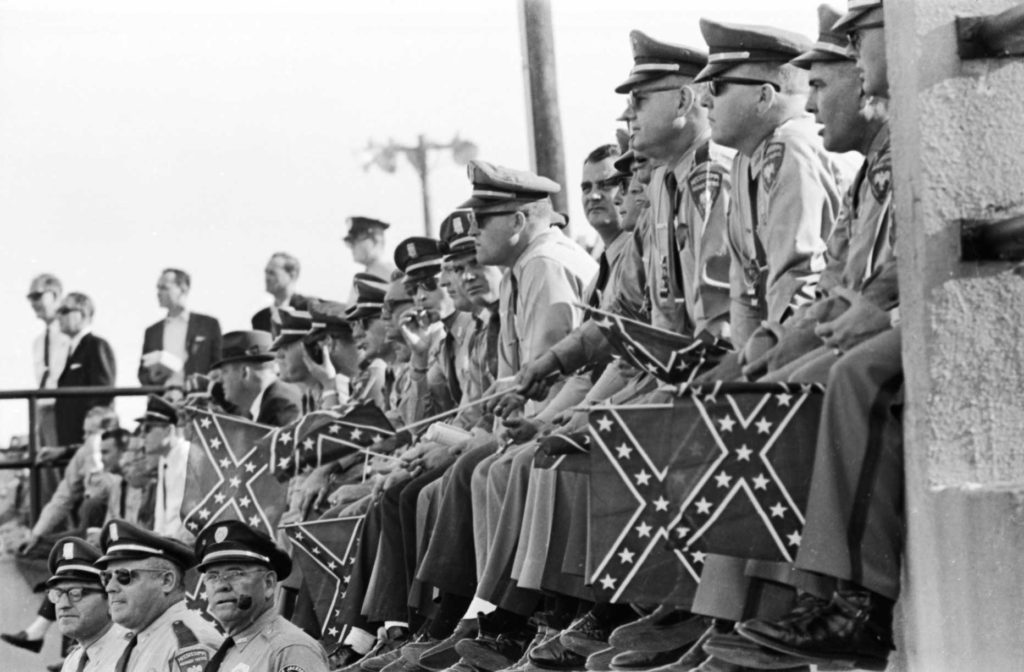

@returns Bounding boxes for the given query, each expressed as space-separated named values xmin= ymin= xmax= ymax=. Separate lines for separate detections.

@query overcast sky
xmin=0 ymin=0 xmax=821 ymax=442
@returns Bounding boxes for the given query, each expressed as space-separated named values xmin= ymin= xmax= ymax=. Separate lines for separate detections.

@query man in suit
xmin=55 ymin=292 xmax=117 ymax=447
xmin=252 ymin=252 xmax=309 ymax=335
xmin=138 ymin=268 xmax=222 ymax=387
xmin=27 ymin=273 xmax=70 ymax=448
xmin=214 ymin=330 xmax=303 ymax=427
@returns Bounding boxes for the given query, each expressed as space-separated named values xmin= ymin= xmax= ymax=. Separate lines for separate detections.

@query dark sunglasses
xmin=847 ymin=22 xmax=884 ymax=51
xmin=627 ymin=86 xmax=682 ymax=109
xmin=26 ymin=291 xmax=48 ymax=301
xmin=47 ymin=586 xmax=105 ymax=604
xmin=56 ymin=306 xmax=82 ymax=315
xmin=100 ymin=568 xmax=169 ymax=586
xmin=403 ymin=276 xmax=439 ymax=294
xmin=707 ymin=78 xmax=782 ymax=97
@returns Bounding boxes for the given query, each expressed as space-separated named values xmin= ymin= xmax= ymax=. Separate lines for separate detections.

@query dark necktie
xmin=75 ymin=650 xmax=89 ymax=672
xmin=588 ymin=253 xmax=610 ymax=308
xmin=486 ymin=310 xmax=500 ymax=379
xmin=40 ymin=327 xmax=51 ymax=388
xmin=205 ymin=636 xmax=235 ymax=672
xmin=663 ymin=172 xmax=686 ymax=298
xmin=114 ymin=634 xmax=137 ymax=672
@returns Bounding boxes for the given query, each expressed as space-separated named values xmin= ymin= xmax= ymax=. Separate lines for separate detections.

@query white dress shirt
xmin=32 ymin=320 xmax=70 ymax=400
xmin=153 ymin=435 xmax=191 ymax=540
xmin=161 ymin=310 xmax=189 ymax=386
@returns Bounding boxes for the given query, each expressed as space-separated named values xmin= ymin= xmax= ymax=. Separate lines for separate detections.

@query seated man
xmin=194 ymin=521 xmax=328 ymax=671
xmin=215 ymin=330 xmax=303 ymax=427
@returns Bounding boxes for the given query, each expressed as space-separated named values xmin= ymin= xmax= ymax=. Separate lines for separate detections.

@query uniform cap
xmin=270 ymin=306 xmax=315 ymax=351
xmin=46 ymin=537 xmax=104 ymax=587
xmin=385 ymin=275 xmax=413 ymax=306
xmin=615 ymin=30 xmax=709 ymax=93
xmin=344 ymin=273 xmax=389 ymax=321
xmin=613 ymin=149 xmax=637 ymax=177
xmin=134 ymin=394 xmax=179 ymax=426
xmin=394 ymin=237 xmax=444 ymax=279
xmin=695 ymin=18 xmax=814 ymax=82
xmin=344 ymin=216 xmax=390 ymax=242
xmin=792 ymin=5 xmax=854 ymax=68
xmin=195 ymin=520 xmax=292 ymax=579
xmin=96 ymin=519 xmax=197 ymax=570
xmin=832 ymin=0 xmax=883 ymax=33
xmin=307 ymin=299 xmax=352 ymax=338
xmin=439 ymin=209 xmax=477 ymax=260
xmin=460 ymin=160 xmax=560 ymax=214
xmin=212 ymin=331 xmax=276 ymax=369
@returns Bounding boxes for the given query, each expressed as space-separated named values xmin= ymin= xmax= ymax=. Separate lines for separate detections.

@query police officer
xmin=195 ymin=520 xmax=329 ymax=672
xmin=345 ymin=216 xmax=396 ymax=281
xmin=96 ymin=519 xmax=222 ymax=672
xmin=345 ymin=273 xmax=392 ymax=409
xmin=47 ymin=536 xmax=128 ymax=672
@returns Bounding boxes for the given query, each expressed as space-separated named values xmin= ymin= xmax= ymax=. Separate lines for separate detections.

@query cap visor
xmin=832 ymin=8 xmax=874 ymax=33
xmin=790 ymin=49 xmax=850 ymax=68
xmin=693 ymin=62 xmax=734 ymax=83
xmin=613 ymin=71 xmax=671 ymax=94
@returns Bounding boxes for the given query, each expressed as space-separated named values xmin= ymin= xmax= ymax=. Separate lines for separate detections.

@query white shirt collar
xmin=249 ymin=377 xmax=275 ymax=420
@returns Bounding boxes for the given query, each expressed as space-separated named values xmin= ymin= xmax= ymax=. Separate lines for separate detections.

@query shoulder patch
xmin=868 ymin=150 xmax=892 ymax=202
xmin=688 ymin=165 xmax=723 ymax=220
xmin=761 ymin=142 xmax=786 ymax=192
xmin=174 ymin=646 xmax=211 ymax=672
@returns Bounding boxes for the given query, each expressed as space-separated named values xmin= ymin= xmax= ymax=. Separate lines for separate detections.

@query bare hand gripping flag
xmin=587 ymin=383 xmax=823 ymax=605
xmin=282 ymin=516 xmax=364 ymax=650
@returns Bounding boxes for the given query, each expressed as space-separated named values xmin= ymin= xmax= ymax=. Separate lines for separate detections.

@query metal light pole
xmin=362 ymin=134 xmax=479 ymax=238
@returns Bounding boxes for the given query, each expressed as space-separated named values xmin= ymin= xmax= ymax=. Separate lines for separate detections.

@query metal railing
xmin=0 ymin=385 xmax=164 ymax=523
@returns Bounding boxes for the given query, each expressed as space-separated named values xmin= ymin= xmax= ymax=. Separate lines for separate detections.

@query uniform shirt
xmin=161 ymin=311 xmax=189 ymax=387
xmin=61 ymin=623 xmax=131 ymax=672
xmin=214 ymin=603 xmax=329 ymax=672
xmin=452 ymin=305 xmax=500 ymax=431
xmin=409 ymin=312 xmax=474 ymax=423
xmin=31 ymin=433 xmax=103 ymax=537
xmin=351 ymin=358 xmax=388 ymax=409
xmin=106 ymin=475 xmax=154 ymax=527
xmin=153 ymin=436 xmax=190 ymax=540
xmin=33 ymin=319 xmax=70 ymax=395
xmin=122 ymin=599 xmax=222 ymax=672
xmin=727 ymin=116 xmax=848 ymax=348
xmin=497 ymin=229 xmax=598 ymax=379
xmin=549 ymin=229 xmax=648 ymax=375
xmin=644 ymin=132 xmax=733 ymax=336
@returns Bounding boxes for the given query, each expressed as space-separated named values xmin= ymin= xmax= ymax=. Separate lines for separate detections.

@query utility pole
xmin=518 ymin=0 xmax=569 ymax=222
xmin=362 ymin=135 xmax=479 ymax=238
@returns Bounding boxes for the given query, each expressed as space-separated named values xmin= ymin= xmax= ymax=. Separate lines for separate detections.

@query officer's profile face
xmin=142 ymin=422 xmax=172 ymax=457
xmin=628 ymin=79 xmax=684 ymax=158
xmin=103 ymin=559 xmax=177 ymax=631
xmin=470 ymin=212 xmax=517 ymax=266
xmin=618 ymin=176 xmax=650 ymax=232
xmin=349 ymin=232 xmax=383 ymax=266
xmin=277 ymin=340 xmax=310 ymax=383
xmin=358 ymin=317 xmax=388 ymax=358
xmin=99 ymin=436 xmax=124 ymax=474
xmin=581 ymin=158 xmax=623 ymax=231
xmin=459 ymin=259 xmax=503 ymax=306
xmin=699 ymin=71 xmax=762 ymax=151
xmin=806 ymin=61 xmax=870 ymax=153
xmin=849 ymin=22 xmax=888 ymax=98
xmin=51 ymin=580 xmax=110 ymax=640
xmin=202 ymin=562 xmax=274 ymax=632
xmin=328 ymin=335 xmax=362 ymax=377
xmin=443 ymin=259 xmax=476 ymax=312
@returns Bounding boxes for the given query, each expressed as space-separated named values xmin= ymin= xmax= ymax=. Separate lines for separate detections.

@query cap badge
xmin=407 ymin=242 xmax=417 ymax=258
xmin=453 ymin=217 xmax=465 ymax=234
xmin=215 ymin=527 xmax=229 ymax=543
xmin=110 ymin=523 xmax=119 ymax=541
xmin=63 ymin=542 xmax=75 ymax=560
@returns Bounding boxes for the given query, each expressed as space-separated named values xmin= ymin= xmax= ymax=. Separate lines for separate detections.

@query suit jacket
xmin=256 ymin=379 xmax=304 ymax=427
xmin=251 ymin=294 xmax=310 ymax=334
xmin=138 ymin=312 xmax=222 ymax=385
xmin=55 ymin=332 xmax=117 ymax=446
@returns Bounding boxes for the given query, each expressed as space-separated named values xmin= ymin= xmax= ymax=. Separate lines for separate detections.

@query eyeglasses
xmin=100 ymin=568 xmax=169 ymax=586
xmin=403 ymin=276 xmax=439 ymax=294
xmin=56 ymin=306 xmax=82 ymax=315
xmin=627 ymin=86 xmax=682 ymax=110
xmin=201 ymin=567 xmax=266 ymax=584
xmin=706 ymin=78 xmax=782 ymax=97
xmin=582 ymin=177 xmax=627 ymax=195
xmin=26 ymin=291 xmax=47 ymax=301
xmin=847 ymin=22 xmax=884 ymax=51
xmin=47 ymin=586 xmax=105 ymax=604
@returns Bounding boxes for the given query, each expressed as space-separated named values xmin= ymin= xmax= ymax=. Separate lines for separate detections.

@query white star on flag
xmin=714 ymin=472 xmax=732 ymax=488
xmin=618 ymin=549 xmax=635 ymax=564
xmin=755 ymin=418 xmax=772 ymax=434
xmin=653 ymin=497 xmax=670 ymax=511
xmin=636 ymin=522 xmax=653 ymax=537
xmin=736 ymin=445 xmax=752 ymax=461
xmin=616 ymin=443 xmax=633 ymax=459
xmin=770 ymin=503 xmax=787 ymax=518
xmin=752 ymin=474 xmax=769 ymax=490
xmin=635 ymin=470 xmax=652 ymax=486
xmin=718 ymin=416 xmax=736 ymax=432
xmin=597 ymin=416 xmax=613 ymax=432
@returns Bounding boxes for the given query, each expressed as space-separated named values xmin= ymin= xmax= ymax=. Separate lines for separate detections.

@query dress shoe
xmin=608 ymin=608 xmax=708 ymax=653
xmin=457 ymin=625 xmax=535 ymax=672
xmin=0 ymin=631 xmax=43 ymax=653
xmin=558 ymin=612 xmax=613 ymax=658
xmin=361 ymin=627 xmax=412 ymax=672
xmin=736 ymin=590 xmax=893 ymax=672
xmin=585 ymin=646 xmax=622 ymax=671
xmin=47 ymin=663 xmax=64 ymax=672
xmin=528 ymin=632 xmax=587 ymax=670
xmin=501 ymin=621 xmax=561 ymax=672
xmin=609 ymin=645 xmax=691 ymax=671
xmin=702 ymin=633 xmax=809 ymax=670
xmin=419 ymin=619 xmax=480 ymax=671
xmin=638 ymin=621 xmax=726 ymax=672
xmin=400 ymin=637 xmax=441 ymax=665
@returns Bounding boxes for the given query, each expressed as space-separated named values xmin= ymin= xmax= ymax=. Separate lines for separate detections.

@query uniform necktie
xmin=75 ymin=650 xmax=89 ymax=672
xmin=588 ymin=253 xmax=610 ymax=308
xmin=205 ymin=635 xmax=235 ymax=672
xmin=40 ymin=327 xmax=51 ymax=387
xmin=114 ymin=634 xmax=137 ymax=672
xmin=663 ymin=172 xmax=686 ymax=299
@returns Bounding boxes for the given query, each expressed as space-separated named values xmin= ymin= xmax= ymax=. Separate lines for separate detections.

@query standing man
xmin=96 ymin=519 xmax=222 ymax=671
xmin=194 ymin=520 xmax=329 ymax=671
xmin=214 ymin=331 xmax=303 ymax=427
xmin=55 ymin=292 xmax=117 ymax=447
xmin=46 ymin=536 xmax=128 ymax=672
xmin=27 ymin=273 xmax=70 ymax=448
xmin=252 ymin=252 xmax=309 ymax=335
xmin=138 ymin=268 xmax=222 ymax=387
xmin=345 ymin=216 xmax=396 ymax=281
